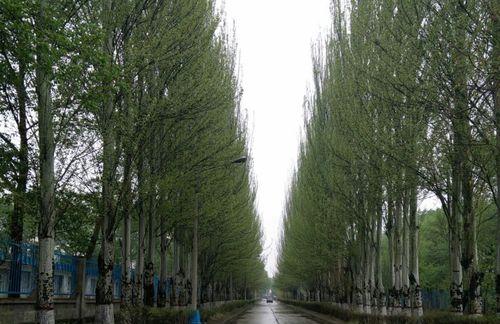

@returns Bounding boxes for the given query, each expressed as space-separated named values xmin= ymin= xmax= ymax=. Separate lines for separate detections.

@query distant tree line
xmin=0 ymin=0 xmax=267 ymax=323
xmin=275 ymin=0 xmax=499 ymax=317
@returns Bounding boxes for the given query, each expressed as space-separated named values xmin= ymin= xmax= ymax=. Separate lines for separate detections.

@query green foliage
xmin=419 ymin=210 xmax=450 ymax=291
xmin=0 ymin=0 xmax=267 ymax=306
xmin=275 ymin=0 xmax=497 ymax=316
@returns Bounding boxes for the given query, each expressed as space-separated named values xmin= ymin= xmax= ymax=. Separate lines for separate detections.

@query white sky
xmin=223 ymin=0 xmax=332 ymax=277
xmin=222 ymin=1 xmax=440 ymax=278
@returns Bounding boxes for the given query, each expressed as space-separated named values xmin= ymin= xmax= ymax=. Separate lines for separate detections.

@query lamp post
xmin=191 ymin=156 xmax=247 ymax=310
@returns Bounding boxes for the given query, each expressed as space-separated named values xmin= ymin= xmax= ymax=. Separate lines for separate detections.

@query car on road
xmin=266 ymin=296 xmax=273 ymax=303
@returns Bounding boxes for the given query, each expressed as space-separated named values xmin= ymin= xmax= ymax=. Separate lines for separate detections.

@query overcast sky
xmin=222 ymin=1 xmax=439 ymax=278
xmin=223 ymin=0 xmax=332 ymax=277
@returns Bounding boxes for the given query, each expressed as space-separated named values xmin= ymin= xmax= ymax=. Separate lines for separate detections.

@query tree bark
xmin=191 ymin=196 xmax=199 ymax=309
xmin=450 ymin=104 xmax=465 ymax=315
xmin=135 ymin=147 xmax=146 ymax=306
xmin=386 ymin=195 xmax=395 ymax=315
xmin=409 ymin=184 xmax=423 ymax=316
xmin=393 ymin=194 xmax=403 ymax=314
xmin=8 ymin=60 xmax=28 ymax=299
xmin=462 ymin=125 xmax=482 ymax=315
xmin=402 ymin=190 xmax=410 ymax=316
xmin=375 ymin=201 xmax=386 ymax=315
xmin=369 ymin=215 xmax=377 ymax=313
xmin=491 ymin=2 xmax=500 ymax=316
xmin=363 ymin=224 xmax=372 ymax=314
xmin=450 ymin=159 xmax=464 ymax=314
xmin=120 ymin=152 xmax=132 ymax=322
xmin=158 ymin=215 xmax=168 ymax=307
xmin=36 ymin=0 xmax=56 ymax=322
xmin=143 ymin=195 xmax=155 ymax=307
xmin=95 ymin=0 xmax=116 ymax=321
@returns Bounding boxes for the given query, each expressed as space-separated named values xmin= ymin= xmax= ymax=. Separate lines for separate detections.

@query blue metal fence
xmin=421 ymin=289 xmax=450 ymax=310
xmin=0 ymin=240 xmax=38 ymax=296
xmin=0 ymin=240 xmax=139 ymax=299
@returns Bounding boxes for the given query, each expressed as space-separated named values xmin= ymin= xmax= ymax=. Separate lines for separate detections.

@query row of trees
xmin=0 ymin=0 xmax=267 ymax=323
xmin=275 ymin=0 xmax=498 ymax=317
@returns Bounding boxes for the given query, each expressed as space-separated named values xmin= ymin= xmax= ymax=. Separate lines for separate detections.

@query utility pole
xmin=191 ymin=175 xmax=200 ymax=309
xmin=190 ymin=156 xmax=247 ymax=310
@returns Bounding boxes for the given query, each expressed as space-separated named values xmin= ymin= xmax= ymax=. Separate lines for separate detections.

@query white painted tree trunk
xmin=95 ymin=305 xmax=114 ymax=324
xmin=36 ymin=0 xmax=55 ymax=322
xmin=387 ymin=227 xmax=395 ymax=315
xmin=409 ymin=185 xmax=423 ymax=316
xmin=355 ymin=272 xmax=364 ymax=313
xmin=135 ymin=147 xmax=146 ymax=306
xmin=144 ymin=195 xmax=155 ymax=306
xmin=95 ymin=0 xmax=117 ymax=322
xmin=37 ymin=238 xmax=55 ymax=324
xmin=95 ymin=238 xmax=115 ymax=324
xmin=402 ymin=195 xmax=411 ymax=316
xmin=376 ymin=206 xmax=386 ymax=316
xmin=450 ymin=226 xmax=463 ymax=314
xmin=450 ymin=159 xmax=463 ymax=314
xmin=393 ymin=197 xmax=403 ymax=315
xmin=369 ymin=217 xmax=377 ymax=314
xmin=463 ymin=155 xmax=482 ymax=315
xmin=363 ymin=231 xmax=372 ymax=314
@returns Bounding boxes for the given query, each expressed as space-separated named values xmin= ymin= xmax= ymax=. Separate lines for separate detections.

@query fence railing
xmin=0 ymin=240 xmax=138 ymax=299
xmin=421 ymin=289 xmax=450 ymax=310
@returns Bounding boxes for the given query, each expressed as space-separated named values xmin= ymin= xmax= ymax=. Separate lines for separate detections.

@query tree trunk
xmin=393 ymin=195 xmax=403 ymax=314
xmin=363 ymin=225 xmax=372 ymax=314
xmin=95 ymin=0 xmax=116 ymax=321
xmin=36 ymin=0 xmax=56 ymax=321
xmin=449 ymin=204 xmax=463 ymax=314
xmin=8 ymin=56 xmax=29 ymax=298
xmin=462 ymin=124 xmax=482 ymax=315
xmin=449 ymin=115 xmax=465 ymax=313
xmin=402 ymin=191 xmax=410 ymax=316
xmin=491 ymin=3 xmax=500 ymax=316
xmin=172 ymin=238 xmax=180 ymax=306
xmin=369 ymin=217 xmax=377 ymax=313
xmin=376 ymin=202 xmax=386 ymax=315
xmin=191 ymin=214 xmax=199 ymax=308
xmin=120 ymin=153 xmax=132 ymax=322
xmin=409 ymin=184 xmax=423 ymax=316
xmin=449 ymin=174 xmax=463 ymax=315
xmin=8 ymin=61 xmax=28 ymax=299
xmin=158 ymin=215 xmax=168 ymax=307
xmin=191 ymin=176 xmax=200 ymax=309
xmin=135 ymin=150 xmax=146 ymax=306
xmin=355 ymin=266 xmax=364 ymax=313
xmin=387 ymin=196 xmax=395 ymax=314
xmin=144 ymin=261 xmax=155 ymax=307
xmin=144 ymin=194 xmax=155 ymax=307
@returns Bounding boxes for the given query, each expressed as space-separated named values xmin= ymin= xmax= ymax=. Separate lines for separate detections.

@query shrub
xmin=280 ymin=300 xmax=500 ymax=324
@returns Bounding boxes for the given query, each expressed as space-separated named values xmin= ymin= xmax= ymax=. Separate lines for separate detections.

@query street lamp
xmin=231 ymin=156 xmax=247 ymax=164
xmin=191 ymin=156 xmax=247 ymax=310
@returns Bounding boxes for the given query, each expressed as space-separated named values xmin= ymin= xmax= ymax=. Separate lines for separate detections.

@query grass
xmin=119 ymin=300 xmax=254 ymax=324
xmin=56 ymin=300 xmax=254 ymax=323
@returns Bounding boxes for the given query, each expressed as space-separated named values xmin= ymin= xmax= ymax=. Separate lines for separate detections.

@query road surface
xmin=228 ymin=300 xmax=324 ymax=324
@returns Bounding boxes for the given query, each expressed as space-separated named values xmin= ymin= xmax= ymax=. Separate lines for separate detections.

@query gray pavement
xmin=228 ymin=300 xmax=323 ymax=324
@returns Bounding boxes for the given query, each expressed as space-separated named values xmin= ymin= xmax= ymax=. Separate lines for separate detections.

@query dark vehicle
xmin=266 ymin=296 xmax=273 ymax=303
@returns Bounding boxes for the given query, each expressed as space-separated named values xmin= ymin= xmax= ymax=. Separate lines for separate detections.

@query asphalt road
xmin=228 ymin=300 xmax=322 ymax=324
